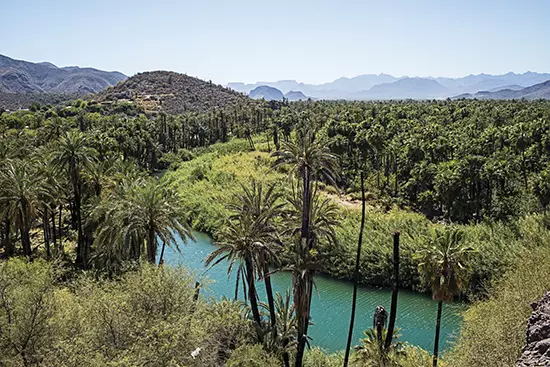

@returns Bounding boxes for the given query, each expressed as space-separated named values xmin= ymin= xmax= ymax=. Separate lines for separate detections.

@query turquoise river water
xmin=164 ymin=231 xmax=464 ymax=353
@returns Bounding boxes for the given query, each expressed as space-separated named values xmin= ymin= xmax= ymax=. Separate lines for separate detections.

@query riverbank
xmin=164 ymin=138 xmax=550 ymax=296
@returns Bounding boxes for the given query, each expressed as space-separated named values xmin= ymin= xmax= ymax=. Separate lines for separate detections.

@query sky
xmin=1 ymin=0 xmax=550 ymax=85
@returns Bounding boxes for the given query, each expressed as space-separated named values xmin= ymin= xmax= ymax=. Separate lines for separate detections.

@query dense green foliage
xmin=2 ymin=97 xmax=550 ymax=366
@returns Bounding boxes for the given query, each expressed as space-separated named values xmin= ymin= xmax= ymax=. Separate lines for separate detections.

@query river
xmin=164 ymin=231 xmax=464 ymax=353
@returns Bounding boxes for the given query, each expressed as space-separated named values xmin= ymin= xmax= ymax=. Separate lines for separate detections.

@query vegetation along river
xmin=164 ymin=231 xmax=465 ymax=353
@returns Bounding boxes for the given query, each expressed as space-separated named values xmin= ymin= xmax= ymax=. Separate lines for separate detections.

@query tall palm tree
xmin=0 ymin=160 xmax=47 ymax=259
xmin=51 ymin=130 xmax=97 ymax=266
xmin=283 ymin=184 xmax=339 ymax=367
xmin=415 ymin=228 xmax=475 ymax=367
xmin=205 ymin=215 xmax=276 ymax=333
xmin=228 ymin=181 xmax=285 ymax=338
xmin=272 ymin=118 xmax=339 ymax=367
xmin=344 ymin=170 xmax=367 ymax=367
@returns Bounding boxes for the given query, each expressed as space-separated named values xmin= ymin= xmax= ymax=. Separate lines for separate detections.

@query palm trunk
xmin=433 ymin=301 xmax=443 ymax=367
xmin=245 ymin=257 xmax=262 ymax=333
xmin=20 ymin=223 xmax=32 ymax=260
xmin=50 ymin=212 xmax=57 ymax=254
xmin=3 ymin=219 xmax=13 ymax=257
xmin=43 ymin=208 xmax=51 ymax=258
xmin=385 ymin=232 xmax=400 ymax=350
xmin=147 ymin=228 xmax=156 ymax=264
xmin=263 ymin=262 xmax=277 ymax=338
xmin=295 ymin=167 xmax=311 ymax=367
xmin=344 ymin=170 xmax=366 ymax=367
xmin=72 ymin=164 xmax=85 ymax=266
xmin=158 ymin=241 xmax=166 ymax=265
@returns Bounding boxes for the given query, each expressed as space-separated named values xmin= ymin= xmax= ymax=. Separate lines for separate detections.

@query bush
xmin=0 ymin=260 xmax=257 ymax=367
xmin=226 ymin=344 xmax=281 ymax=367
xmin=445 ymin=248 xmax=550 ymax=367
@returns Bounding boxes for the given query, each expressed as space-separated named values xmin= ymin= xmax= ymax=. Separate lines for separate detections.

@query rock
xmin=517 ymin=292 xmax=550 ymax=366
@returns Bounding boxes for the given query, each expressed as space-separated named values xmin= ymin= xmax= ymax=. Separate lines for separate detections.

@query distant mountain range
xmin=0 ymin=54 xmax=126 ymax=94
xmin=455 ymin=79 xmax=550 ymax=100
xmin=228 ymin=72 xmax=550 ymax=100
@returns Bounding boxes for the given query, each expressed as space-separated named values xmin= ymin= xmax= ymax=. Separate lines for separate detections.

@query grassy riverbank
xmin=165 ymin=138 xmax=550 ymax=295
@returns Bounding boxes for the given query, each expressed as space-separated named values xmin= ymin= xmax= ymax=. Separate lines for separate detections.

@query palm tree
xmin=282 ymin=183 xmax=339 ymax=367
xmin=94 ymin=178 xmax=192 ymax=268
xmin=0 ymin=160 xmax=47 ymax=259
xmin=261 ymin=289 xmax=297 ymax=367
xmin=51 ymin=130 xmax=97 ymax=266
xmin=354 ymin=328 xmax=404 ymax=367
xmin=344 ymin=170 xmax=367 ymax=367
xmin=415 ymin=228 xmax=475 ymax=367
xmin=228 ymin=181 xmax=285 ymax=338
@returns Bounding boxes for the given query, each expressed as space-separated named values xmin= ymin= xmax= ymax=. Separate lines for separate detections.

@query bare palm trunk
xmin=71 ymin=164 xmax=85 ymax=266
xmin=43 ymin=208 xmax=51 ymax=258
xmin=245 ymin=257 xmax=262 ymax=334
xmin=158 ymin=241 xmax=166 ymax=265
xmin=433 ymin=301 xmax=443 ymax=367
xmin=343 ymin=170 xmax=366 ymax=367
xmin=3 ymin=219 xmax=13 ymax=257
xmin=50 ymin=212 xmax=57 ymax=254
xmin=263 ymin=262 xmax=277 ymax=338
xmin=147 ymin=228 xmax=156 ymax=264
xmin=295 ymin=167 xmax=311 ymax=367
xmin=385 ymin=232 xmax=400 ymax=350
xmin=20 ymin=223 xmax=32 ymax=260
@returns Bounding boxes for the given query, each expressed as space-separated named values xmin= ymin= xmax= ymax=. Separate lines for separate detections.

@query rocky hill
xmin=249 ymin=85 xmax=284 ymax=101
xmin=285 ymin=90 xmax=309 ymax=101
xmin=92 ymin=71 xmax=252 ymax=114
xmin=517 ymin=292 xmax=550 ymax=366
xmin=0 ymin=54 xmax=126 ymax=94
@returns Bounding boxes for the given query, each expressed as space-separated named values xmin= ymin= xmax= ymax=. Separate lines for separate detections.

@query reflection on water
xmin=164 ymin=231 xmax=464 ymax=353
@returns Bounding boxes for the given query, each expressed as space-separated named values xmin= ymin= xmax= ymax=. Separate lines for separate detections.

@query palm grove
xmin=1 ymin=95 xmax=550 ymax=367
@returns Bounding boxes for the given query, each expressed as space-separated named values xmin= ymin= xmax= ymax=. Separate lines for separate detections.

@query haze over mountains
xmin=0 ymin=54 xmax=126 ymax=94
xmin=228 ymin=72 xmax=550 ymax=100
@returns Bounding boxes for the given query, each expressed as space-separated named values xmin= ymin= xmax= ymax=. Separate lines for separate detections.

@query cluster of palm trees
xmin=0 ymin=128 xmax=192 ymax=271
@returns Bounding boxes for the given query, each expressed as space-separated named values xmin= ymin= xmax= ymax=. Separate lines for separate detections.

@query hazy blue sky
xmin=2 ymin=0 xmax=549 ymax=84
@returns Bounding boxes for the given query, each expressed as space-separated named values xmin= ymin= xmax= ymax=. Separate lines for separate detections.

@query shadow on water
xmin=164 ymin=231 xmax=465 ymax=353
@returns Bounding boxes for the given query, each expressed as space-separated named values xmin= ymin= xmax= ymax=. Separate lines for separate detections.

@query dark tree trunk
xmin=147 ymin=228 xmax=156 ymax=264
xmin=245 ymin=257 xmax=262 ymax=333
xmin=433 ymin=301 xmax=443 ymax=367
xmin=71 ymin=164 xmax=85 ymax=267
xmin=158 ymin=241 xmax=166 ymax=265
xmin=385 ymin=232 xmax=400 ymax=350
xmin=295 ymin=167 xmax=311 ymax=367
xmin=3 ymin=219 xmax=14 ymax=257
xmin=343 ymin=170 xmax=367 ymax=367
xmin=43 ymin=208 xmax=51 ymax=258
xmin=50 ymin=212 xmax=57 ymax=254
xmin=263 ymin=262 xmax=277 ymax=338
xmin=20 ymin=223 xmax=32 ymax=260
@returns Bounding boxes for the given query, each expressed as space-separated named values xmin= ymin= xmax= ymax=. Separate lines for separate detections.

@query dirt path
xmin=323 ymin=192 xmax=363 ymax=210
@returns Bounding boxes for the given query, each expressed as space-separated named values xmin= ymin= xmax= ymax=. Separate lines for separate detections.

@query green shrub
xmin=226 ymin=344 xmax=281 ymax=367
xmin=445 ymin=248 xmax=550 ymax=367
